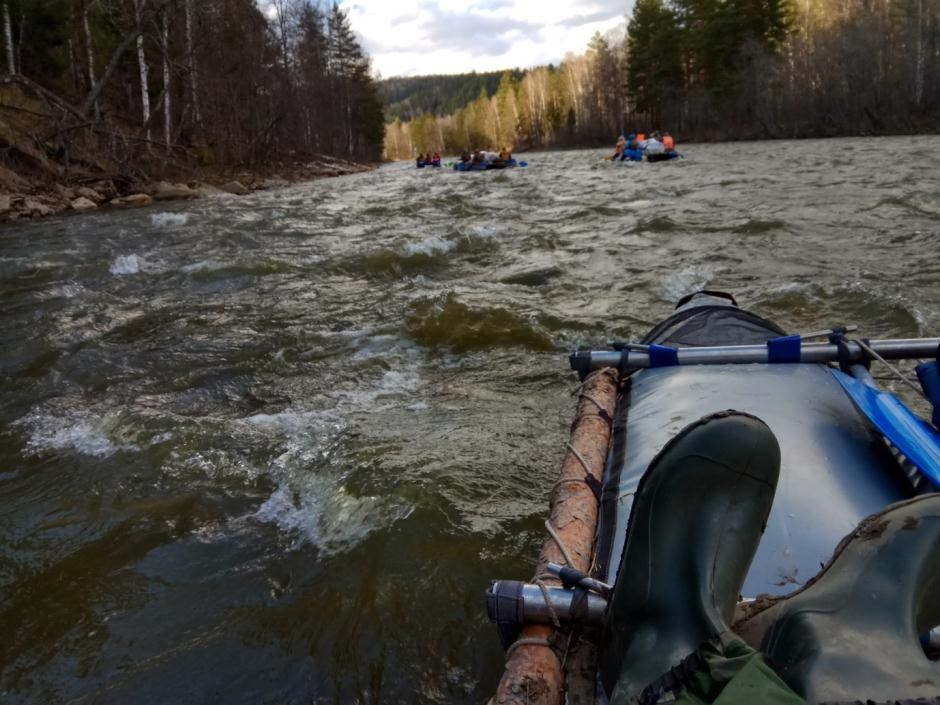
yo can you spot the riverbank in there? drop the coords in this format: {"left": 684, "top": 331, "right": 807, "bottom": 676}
{"left": 0, "top": 81, "right": 376, "bottom": 222}
{"left": 0, "top": 157, "right": 376, "bottom": 222}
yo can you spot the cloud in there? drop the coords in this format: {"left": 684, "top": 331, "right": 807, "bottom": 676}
{"left": 340, "top": 0, "right": 632, "bottom": 77}
{"left": 414, "top": 3, "right": 538, "bottom": 54}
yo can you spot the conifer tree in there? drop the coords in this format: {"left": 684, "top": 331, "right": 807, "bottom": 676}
{"left": 626, "top": 0, "right": 683, "bottom": 121}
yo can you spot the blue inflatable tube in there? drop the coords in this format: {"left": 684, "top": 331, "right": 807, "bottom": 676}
{"left": 453, "top": 158, "right": 522, "bottom": 172}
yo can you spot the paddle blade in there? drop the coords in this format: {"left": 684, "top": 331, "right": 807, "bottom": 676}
{"left": 832, "top": 369, "right": 940, "bottom": 489}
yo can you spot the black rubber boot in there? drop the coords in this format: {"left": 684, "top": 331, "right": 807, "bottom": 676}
{"left": 599, "top": 410, "right": 781, "bottom": 705}
{"left": 739, "top": 494, "right": 940, "bottom": 704}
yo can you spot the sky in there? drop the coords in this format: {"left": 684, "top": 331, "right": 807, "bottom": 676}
{"left": 338, "top": 0, "right": 632, "bottom": 79}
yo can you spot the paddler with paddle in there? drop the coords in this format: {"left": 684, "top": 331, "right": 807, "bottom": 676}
{"left": 610, "top": 134, "right": 627, "bottom": 161}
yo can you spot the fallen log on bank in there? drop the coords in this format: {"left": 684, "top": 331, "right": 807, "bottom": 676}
{"left": 490, "top": 367, "right": 620, "bottom": 705}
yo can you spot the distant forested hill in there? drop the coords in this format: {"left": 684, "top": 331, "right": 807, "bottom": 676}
{"left": 380, "top": 71, "right": 524, "bottom": 121}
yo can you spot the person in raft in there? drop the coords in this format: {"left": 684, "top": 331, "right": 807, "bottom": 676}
{"left": 662, "top": 131, "right": 676, "bottom": 152}
{"left": 644, "top": 130, "right": 666, "bottom": 156}
{"left": 600, "top": 411, "right": 940, "bottom": 705}
{"left": 483, "top": 150, "right": 500, "bottom": 165}
{"left": 431, "top": 152, "right": 441, "bottom": 166}
{"left": 488, "top": 146, "right": 512, "bottom": 168}
{"left": 613, "top": 135, "right": 627, "bottom": 160}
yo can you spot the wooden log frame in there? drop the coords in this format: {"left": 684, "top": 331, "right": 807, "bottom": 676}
{"left": 490, "top": 367, "right": 620, "bottom": 705}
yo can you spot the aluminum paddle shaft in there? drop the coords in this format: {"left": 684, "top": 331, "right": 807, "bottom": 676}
{"left": 571, "top": 338, "right": 940, "bottom": 378}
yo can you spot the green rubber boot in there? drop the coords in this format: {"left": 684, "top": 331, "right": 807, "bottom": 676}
{"left": 600, "top": 411, "right": 781, "bottom": 705}
{"left": 738, "top": 494, "right": 940, "bottom": 704}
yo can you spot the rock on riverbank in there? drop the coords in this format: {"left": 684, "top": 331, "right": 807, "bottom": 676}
{"left": 0, "top": 158, "right": 375, "bottom": 222}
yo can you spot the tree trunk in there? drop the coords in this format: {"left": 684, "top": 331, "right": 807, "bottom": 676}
{"left": 82, "top": 0, "right": 99, "bottom": 119}
{"left": 80, "top": 18, "right": 146, "bottom": 118}
{"left": 491, "top": 368, "right": 619, "bottom": 705}
{"left": 184, "top": 0, "right": 200, "bottom": 125}
{"left": 134, "top": 0, "right": 151, "bottom": 140}
{"left": 3, "top": 1, "right": 14, "bottom": 75}
{"left": 68, "top": 38, "right": 79, "bottom": 91}
{"left": 914, "top": 0, "right": 925, "bottom": 109}
{"left": 161, "top": 9, "right": 170, "bottom": 148}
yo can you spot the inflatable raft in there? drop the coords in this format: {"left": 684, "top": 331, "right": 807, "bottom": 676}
{"left": 646, "top": 151, "right": 680, "bottom": 162}
{"left": 487, "top": 291, "right": 940, "bottom": 704}
{"left": 453, "top": 158, "right": 521, "bottom": 171}
{"left": 612, "top": 150, "right": 680, "bottom": 163}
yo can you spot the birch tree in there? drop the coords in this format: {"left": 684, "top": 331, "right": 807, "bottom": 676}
{"left": 132, "top": 0, "right": 150, "bottom": 139}
{"left": 81, "top": 0, "right": 98, "bottom": 117}
{"left": 3, "top": 1, "right": 14, "bottom": 75}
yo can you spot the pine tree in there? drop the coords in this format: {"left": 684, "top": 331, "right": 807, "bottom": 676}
{"left": 673, "top": 0, "right": 794, "bottom": 95}
{"left": 626, "top": 0, "right": 683, "bottom": 121}
{"left": 326, "top": 2, "right": 383, "bottom": 158}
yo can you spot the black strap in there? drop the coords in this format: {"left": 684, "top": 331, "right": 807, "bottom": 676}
{"left": 584, "top": 472, "right": 602, "bottom": 503}
{"left": 618, "top": 349, "right": 629, "bottom": 377}
{"left": 829, "top": 329, "right": 870, "bottom": 373}
{"left": 674, "top": 290, "right": 738, "bottom": 309}
{"left": 569, "top": 586, "right": 590, "bottom": 625}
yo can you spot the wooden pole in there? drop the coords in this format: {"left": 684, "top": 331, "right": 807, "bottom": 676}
{"left": 491, "top": 367, "right": 620, "bottom": 705}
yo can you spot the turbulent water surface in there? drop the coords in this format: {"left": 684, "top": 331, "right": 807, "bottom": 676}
{"left": 2, "top": 137, "right": 939, "bottom": 704}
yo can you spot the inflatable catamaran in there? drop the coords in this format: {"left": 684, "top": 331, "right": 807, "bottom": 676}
{"left": 487, "top": 292, "right": 940, "bottom": 705}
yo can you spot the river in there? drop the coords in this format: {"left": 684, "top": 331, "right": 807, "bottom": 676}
{"left": 2, "top": 137, "right": 939, "bottom": 704}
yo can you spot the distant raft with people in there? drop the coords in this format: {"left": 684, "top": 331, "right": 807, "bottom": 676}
{"left": 451, "top": 149, "right": 528, "bottom": 171}
{"left": 416, "top": 153, "right": 442, "bottom": 168}
{"left": 610, "top": 130, "right": 682, "bottom": 163}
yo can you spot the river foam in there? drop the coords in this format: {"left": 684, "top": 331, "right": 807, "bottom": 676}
{"left": 110, "top": 254, "right": 140, "bottom": 275}
{"left": 151, "top": 212, "right": 190, "bottom": 227}
{"left": 15, "top": 408, "right": 139, "bottom": 458}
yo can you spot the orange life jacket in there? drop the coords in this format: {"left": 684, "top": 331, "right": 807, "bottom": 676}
{"left": 663, "top": 135, "right": 675, "bottom": 150}
{"left": 637, "top": 133, "right": 646, "bottom": 142}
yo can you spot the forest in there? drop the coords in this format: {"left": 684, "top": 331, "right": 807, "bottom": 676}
{"left": 385, "top": 0, "right": 940, "bottom": 159}
{"left": 0, "top": 0, "right": 385, "bottom": 186}
{"left": 380, "top": 70, "right": 524, "bottom": 122}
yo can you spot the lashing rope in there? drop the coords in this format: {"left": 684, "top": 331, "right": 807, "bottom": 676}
{"left": 543, "top": 518, "right": 576, "bottom": 569}
{"left": 502, "top": 367, "right": 615, "bottom": 667}
{"left": 565, "top": 442, "right": 592, "bottom": 475}
{"left": 853, "top": 337, "right": 928, "bottom": 401}
{"left": 532, "top": 578, "right": 562, "bottom": 629}
{"left": 554, "top": 442, "right": 603, "bottom": 502}
{"left": 505, "top": 636, "right": 558, "bottom": 659}
{"left": 578, "top": 391, "right": 607, "bottom": 414}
